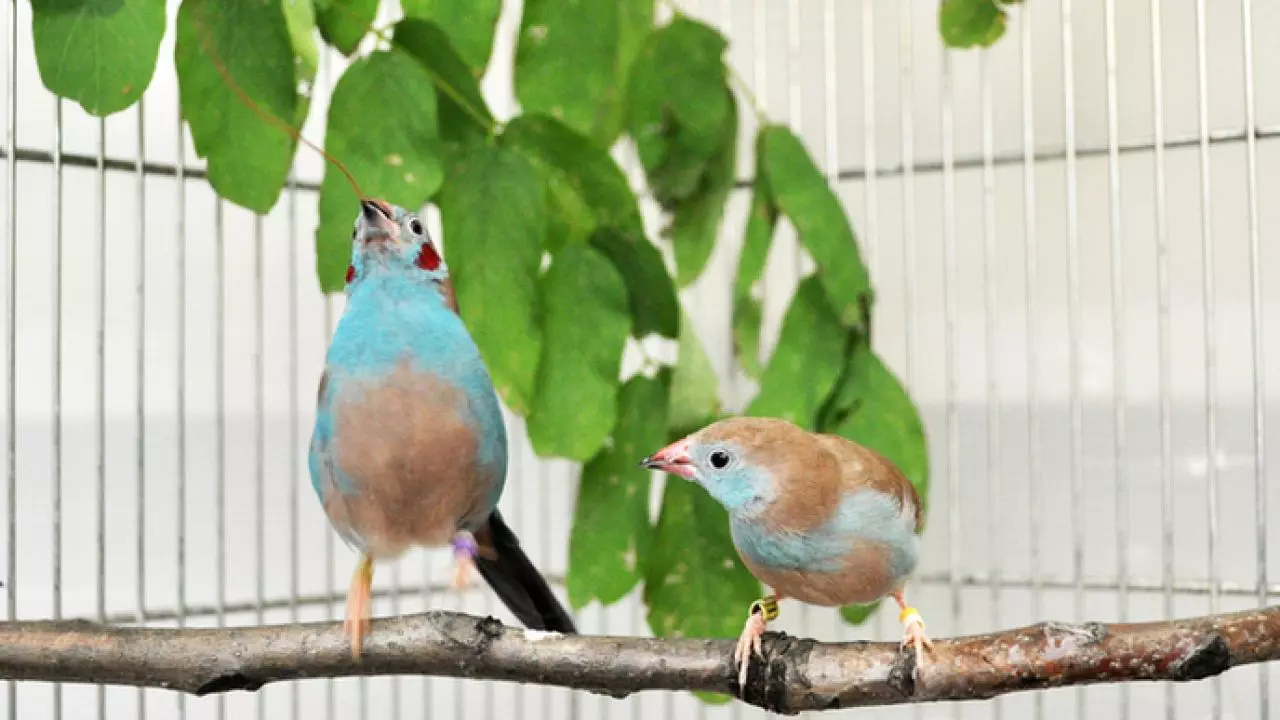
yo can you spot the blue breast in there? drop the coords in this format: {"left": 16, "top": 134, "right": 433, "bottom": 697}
{"left": 731, "top": 489, "right": 918, "bottom": 579}
{"left": 310, "top": 271, "right": 508, "bottom": 506}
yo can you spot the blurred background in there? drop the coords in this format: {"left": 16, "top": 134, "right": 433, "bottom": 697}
{"left": 5, "top": 0, "right": 1280, "bottom": 718}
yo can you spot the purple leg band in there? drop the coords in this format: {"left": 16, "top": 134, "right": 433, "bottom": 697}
{"left": 451, "top": 534, "right": 478, "bottom": 559}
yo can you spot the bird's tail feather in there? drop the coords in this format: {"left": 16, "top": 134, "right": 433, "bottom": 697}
{"left": 474, "top": 510, "right": 577, "bottom": 634}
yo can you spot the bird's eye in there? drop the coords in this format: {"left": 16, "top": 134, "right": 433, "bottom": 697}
{"left": 709, "top": 450, "right": 731, "bottom": 469}
{"left": 408, "top": 218, "right": 424, "bottom": 236}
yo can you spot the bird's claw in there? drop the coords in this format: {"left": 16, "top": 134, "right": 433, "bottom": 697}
{"left": 734, "top": 612, "right": 767, "bottom": 688}
{"left": 451, "top": 532, "right": 479, "bottom": 591}
{"left": 898, "top": 607, "right": 934, "bottom": 677}
{"left": 733, "top": 595, "right": 780, "bottom": 689}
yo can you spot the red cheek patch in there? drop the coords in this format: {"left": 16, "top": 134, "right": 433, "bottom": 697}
{"left": 416, "top": 243, "right": 441, "bottom": 272}
{"left": 345, "top": 265, "right": 356, "bottom": 284}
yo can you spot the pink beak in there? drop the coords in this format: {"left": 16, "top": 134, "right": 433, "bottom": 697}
{"left": 640, "top": 439, "right": 696, "bottom": 479}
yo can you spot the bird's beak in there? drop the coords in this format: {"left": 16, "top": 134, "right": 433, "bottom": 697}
{"left": 357, "top": 198, "right": 397, "bottom": 244}
{"left": 639, "top": 439, "right": 696, "bottom": 479}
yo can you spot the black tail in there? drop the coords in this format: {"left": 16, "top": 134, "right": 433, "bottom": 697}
{"left": 474, "top": 510, "right": 577, "bottom": 634}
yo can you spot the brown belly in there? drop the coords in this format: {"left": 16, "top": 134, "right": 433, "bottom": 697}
{"left": 325, "top": 370, "right": 493, "bottom": 559}
{"left": 740, "top": 542, "right": 899, "bottom": 606}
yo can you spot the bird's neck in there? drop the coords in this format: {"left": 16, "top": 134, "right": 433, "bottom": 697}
{"left": 328, "top": 271, "right": 472, "bottom": 377}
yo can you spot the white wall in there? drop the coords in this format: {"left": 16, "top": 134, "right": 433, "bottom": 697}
{"left": 2, "top": 0, "right": 1280, "bottom": 718}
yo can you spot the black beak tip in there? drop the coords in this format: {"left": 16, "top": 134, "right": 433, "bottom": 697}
{"left": 638, "top": 456, "right": 654, "bottom": 469}
{"left": 360, "top": 198, "right": 387, "bottom": 221}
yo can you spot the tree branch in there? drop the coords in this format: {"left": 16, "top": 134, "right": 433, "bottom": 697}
{"left": 0, "top": 605, "right": 1277, "bottom": 714}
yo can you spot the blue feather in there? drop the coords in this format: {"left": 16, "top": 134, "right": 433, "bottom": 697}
{"left": 730, "top": 489, "right": 919, "bottom": 578}
{"left": 310, "top": 266, "right": 507, "bottom": 508}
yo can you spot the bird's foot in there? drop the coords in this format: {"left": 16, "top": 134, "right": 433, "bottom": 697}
{"left": 891, "top": 590, "right": 933, "bottom": 677}
{"left": 450, "top": 531, "right": 479, "bottom": 591}
{"left": 734, "top": 595, "right": 780, "bottom": 689}
{"left": 895, "top": 600, "right": 934, "bottom": 677}
{"left": 344, "top": 554, "right": 374, "bottom": 659}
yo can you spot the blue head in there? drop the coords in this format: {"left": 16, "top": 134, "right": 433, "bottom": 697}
{"left": 640, "top": 417, "right": 810, "bottom": 516}
{"left": 345, "top": 198, "right": 450, "bottom": 292}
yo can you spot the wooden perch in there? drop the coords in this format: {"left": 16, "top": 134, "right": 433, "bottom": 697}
{"left": 0, "top": 605, "right": 1276, "bottom": 714}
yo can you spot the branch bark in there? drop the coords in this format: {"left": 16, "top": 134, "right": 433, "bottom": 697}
{"left": 0, "top": 605, "right": 1277, "bottom": 714}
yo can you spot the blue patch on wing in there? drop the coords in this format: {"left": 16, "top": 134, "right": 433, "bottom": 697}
{"left": 731, "top": 489, "right": 918, "bottom": 577}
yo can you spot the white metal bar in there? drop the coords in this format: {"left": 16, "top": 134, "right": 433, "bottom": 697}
{"left": 899, "top": 0, "right": 916, "bottom": 423}
{"left": 1149, "top": 1, "right": 1174, "bottom": 718}
{"left": 254, "top": 215, "right": 266, "bottom": 720}
{"left": 324, "top": 296, "right": 336, "bottom": 720}
{"left": 979, "top": 46, "right": 1002, "bottom": 720}
{"left": 214, "top": 196, "right": 227, "bottom": 720}
{"left": 1019, "top": 6, "right": 1043, "bottom": 720}
{"left": 858, "top": 0, "right": 876, "bottom": 299}
{"left": 1240, "top": 0, "right": 1268, "bottom": 715}
{"left": 175, "top": 92, "right": 189, "bottom": 720}
{"left": 899, "top": 11, "right": 920, "bottom": 713}
{"left": 319, "top": 41, "right": 338, "bottom": 720}
{"left": 1058, "top": 3, "right": 1086, "bottom": 717}
{"left": 286, "top": 153, "right": 300, "bottom": 720}
{"left": 1102, "top": 2, "right": 1129, "bottom": 717}
{"left": 135, "top": 98, "right": 148, "bottom": 720}
{"left": 4, "top": 0, "right": 15, "bottom": 715}
{"left": 1192, "top": 2, "right": 1220, "bottom": 717}
{"left": 940, "top": 44, "right": 961, "bottom": 720}
{"left": 50, "top": 93, "right": 63, "bottom": 720}
{"left": 13, "top": 118, "right": 1280, "bottom": 191}
{"left": 95, "top": 117, "right": 107, "bottom": 720}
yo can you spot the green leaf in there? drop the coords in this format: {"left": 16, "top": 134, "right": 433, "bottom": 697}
{"left": 283, "top": 0, "right": 320, "bottom": 91}
{"left": 593, "top": 0, "right": 654, "bottom": 146}
{"left": 314, "top": 0, "right": 378, "bottom": 55}
{"left": 437, "top": 145, "right": 544, "bottom": 414}
{"left": 840, "top": 600, "right": 882, "bottom": 625}
{"left": 515, "top": 0, "right": 653, "bottom": 143}
{"left": 669, "top": 89, "right": 737, "bottom": 287}
{"left": 176, "top": 0, "right": 305, "bottom": 213}
{"left": 733, "top": 132, "right": 778, "bottom": 379}
{"left": 392, "top": 19, "right": 495, "bottom": 148}
{"left": 745, "top": 276, "right": 847, "bottom": 429}
{"left": 644, "top": 480, "right": 760, "bottom": 640}
{"left": 668, "top": 311, "right": 721, "bottom": 437}
{"left": 503, "top": 115, "right": 678, "bottom": 339}
{"left": 502, "top": 115, "right": 644, "bottom": 238}
{"left": 831, "top": 343, "right": 931, "bottom": 518}
{"left": 589, "top": 229, "right": 679, "bottom": 341}
{"left": 626, "top": 16, "right": 730, "bottom": 206}
{"left": 314, "top": 49, "right": 444, "bottom": 292}
{"left": 566, "top": 375, "right": 668, "bottom": 608}
{"left": 30, "top": 0, "right": 166, "bottom": 116}
{"left": 527, "top": 245, "right": 632, "bottom": 461}
{"left": 402, "top": 0, "right": 502, "bottom": 75}
{"left": 939, "top": 0, "right": 1008, "bottom": 49}
{"left": 761, "top": 125, "right": 872, "bottom": 329}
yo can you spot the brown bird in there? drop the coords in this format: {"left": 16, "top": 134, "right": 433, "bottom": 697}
{"left": 641, "top": 416, "right": 932, "bottom": 686}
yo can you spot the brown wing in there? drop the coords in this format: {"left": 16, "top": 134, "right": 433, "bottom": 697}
{"left": 815, "top": 433, "right": 924, "bottom": 534}
{"left": 439, "top": 277, "right": 459, "bottom": 315}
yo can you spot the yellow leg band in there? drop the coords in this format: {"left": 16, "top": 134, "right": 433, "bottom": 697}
{"left": 899, "top": 606, "right": 923, "bottom": 627}
{"left": 750, "top": 595, "right": 780, "bottom": 622}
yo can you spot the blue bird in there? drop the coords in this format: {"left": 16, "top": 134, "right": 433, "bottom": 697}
{"left": 641, "top": 416, "right": 932, "bottom": 686}
{"left": 309, "top": 198, "right": 576, "bottom": 656}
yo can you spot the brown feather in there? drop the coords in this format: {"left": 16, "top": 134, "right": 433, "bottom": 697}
{"left": 438, "top": 277, "right": 459, "bottom": 315}
{"left": 323, "top": 362, "right": 494, "bottom": 560}
{"left": 813, "top": 433, "right": 924, "bottom": 533}
{"left": 740, "top": 540, "right": 899, "bottom": 606}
